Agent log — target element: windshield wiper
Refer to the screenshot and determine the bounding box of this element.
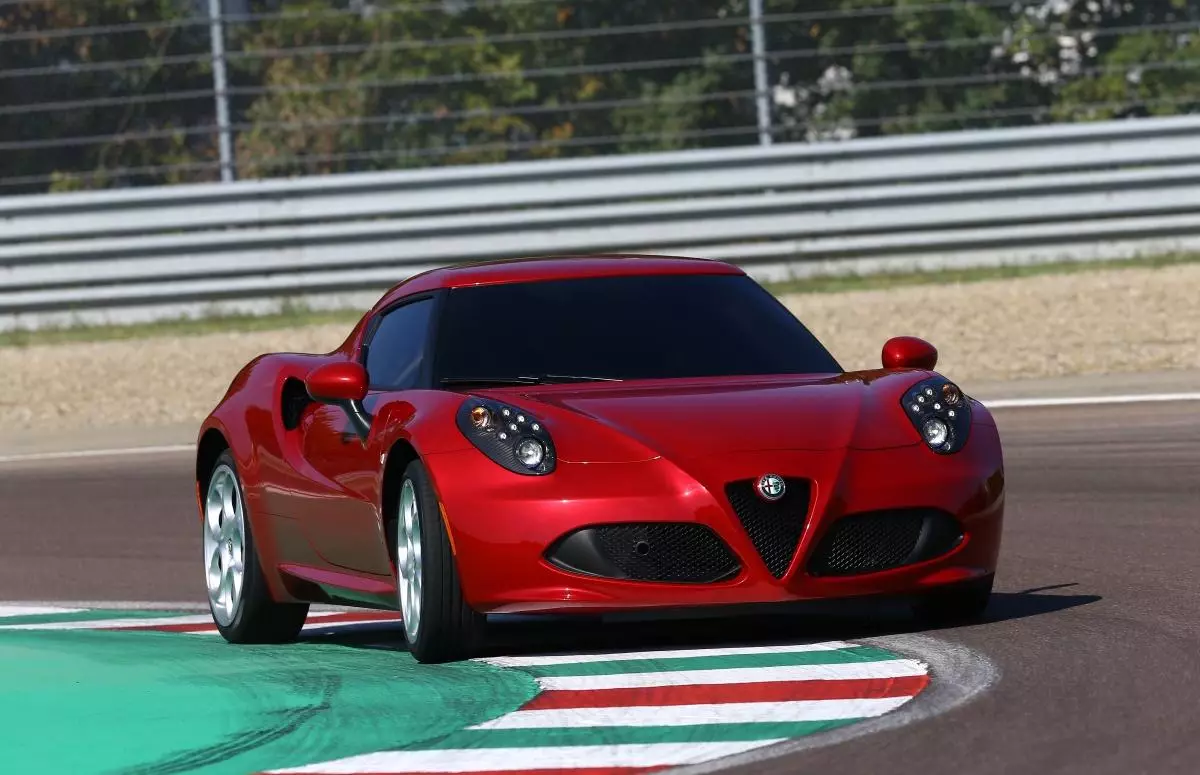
[440,376,542,387]
[440,374,622,387]
[537,374,623,384]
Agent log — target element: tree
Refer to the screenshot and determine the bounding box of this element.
[232,0,543,176]
[0,0,215,193]
[232,0,759,174]
[767,0,1048,141]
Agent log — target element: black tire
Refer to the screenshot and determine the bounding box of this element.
[204,450,308,644]
[395,459,487,663]
[912,573,994,627]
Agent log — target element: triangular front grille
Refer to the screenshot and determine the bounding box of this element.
[724,478,811,578]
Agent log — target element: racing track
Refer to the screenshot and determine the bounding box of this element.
[2,400,1199,774]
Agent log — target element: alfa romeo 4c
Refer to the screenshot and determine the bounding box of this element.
[197,255,1004,662]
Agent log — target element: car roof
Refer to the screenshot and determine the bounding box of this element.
[378,254,744,304]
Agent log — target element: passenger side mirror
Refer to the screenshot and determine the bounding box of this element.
[881,336,938,370]
[305,362,373,440]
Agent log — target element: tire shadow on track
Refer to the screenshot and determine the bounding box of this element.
[322,587,1101,656]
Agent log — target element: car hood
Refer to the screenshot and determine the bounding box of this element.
[504,371,930,463]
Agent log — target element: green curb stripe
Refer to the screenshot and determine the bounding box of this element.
[518,645,900,677]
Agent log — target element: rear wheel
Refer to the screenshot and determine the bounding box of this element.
[912,573,994,627]
[203,450,308,643]
[395,459,486,663]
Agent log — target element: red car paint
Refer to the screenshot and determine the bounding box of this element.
[197,255,1003,615]
[882,336,939,371]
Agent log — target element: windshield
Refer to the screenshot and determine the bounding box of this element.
[434,274,841,382]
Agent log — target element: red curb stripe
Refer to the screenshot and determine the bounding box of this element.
[105,611,403,633]
[522,674,930,710]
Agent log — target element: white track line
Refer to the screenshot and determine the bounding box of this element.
[477,641,856,668]
[0,600,209,611]
[269,741,784,774]
[471,697,912,730]
[0,444,193,464]
[0,391,1194,465]
[1,390,1196,466]
[983,391,1200,409]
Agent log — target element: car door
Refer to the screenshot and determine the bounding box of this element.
[295,296,438,575]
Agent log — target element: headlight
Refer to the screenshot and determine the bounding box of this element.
[456,397,556,475]
[902,377,971,454]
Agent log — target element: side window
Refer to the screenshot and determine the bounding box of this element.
[363,299,434,390]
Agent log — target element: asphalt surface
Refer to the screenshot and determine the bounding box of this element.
[2,400,1199,774]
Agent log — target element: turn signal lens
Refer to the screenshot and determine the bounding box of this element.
[942,383,962,405]
[469,406,491,429]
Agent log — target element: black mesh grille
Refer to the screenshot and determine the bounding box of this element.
[807,509,963,577]
[725,478,811,579]
[546,523,740,584]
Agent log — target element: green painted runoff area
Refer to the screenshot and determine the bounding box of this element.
[0,618,535,774]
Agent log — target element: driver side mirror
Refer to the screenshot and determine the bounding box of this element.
[881,336,938,370]
[305,362,373,440]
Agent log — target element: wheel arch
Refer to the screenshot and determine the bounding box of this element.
[380,439,422,563]
[196,427,231,487]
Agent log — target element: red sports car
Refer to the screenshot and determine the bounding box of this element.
[197,255,1004,662]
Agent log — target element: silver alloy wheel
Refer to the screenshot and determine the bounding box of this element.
[203,463,246,627]
[397,478,424,643]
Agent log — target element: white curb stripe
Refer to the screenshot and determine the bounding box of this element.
[476,641,856,668]
[983,391,1200,409]
[0,614,217,631]
[0,605,85,618]
[269,740,785,773]
[538,659,927,691]
[0,610,350,631]
[471,696,912,730]
[183,616,403,636]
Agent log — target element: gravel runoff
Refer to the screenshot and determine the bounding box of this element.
[3,264,1198,433]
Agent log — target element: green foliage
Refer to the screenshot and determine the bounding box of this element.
[2,0,1199,191]
[1055,30,1200,120]
[0,0,214,190]
[232,0,545,175]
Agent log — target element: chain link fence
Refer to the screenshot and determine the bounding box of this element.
[1,0,1197,194]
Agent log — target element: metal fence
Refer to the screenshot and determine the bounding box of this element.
[2,0,1199,194]
[4,113,1200,330]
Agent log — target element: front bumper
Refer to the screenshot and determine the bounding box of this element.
[423,424,1004,614]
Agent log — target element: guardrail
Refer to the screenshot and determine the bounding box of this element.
[4,114,1200,328]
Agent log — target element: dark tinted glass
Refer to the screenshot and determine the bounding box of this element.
[364,298,434,389]
[436,274,840,380]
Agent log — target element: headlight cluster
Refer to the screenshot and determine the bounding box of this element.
[902,377,971,455]
[456,397,556,475]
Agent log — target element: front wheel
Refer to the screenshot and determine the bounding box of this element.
[394,459,486,663]
[911,573,994,627]
[203,450,308,643]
